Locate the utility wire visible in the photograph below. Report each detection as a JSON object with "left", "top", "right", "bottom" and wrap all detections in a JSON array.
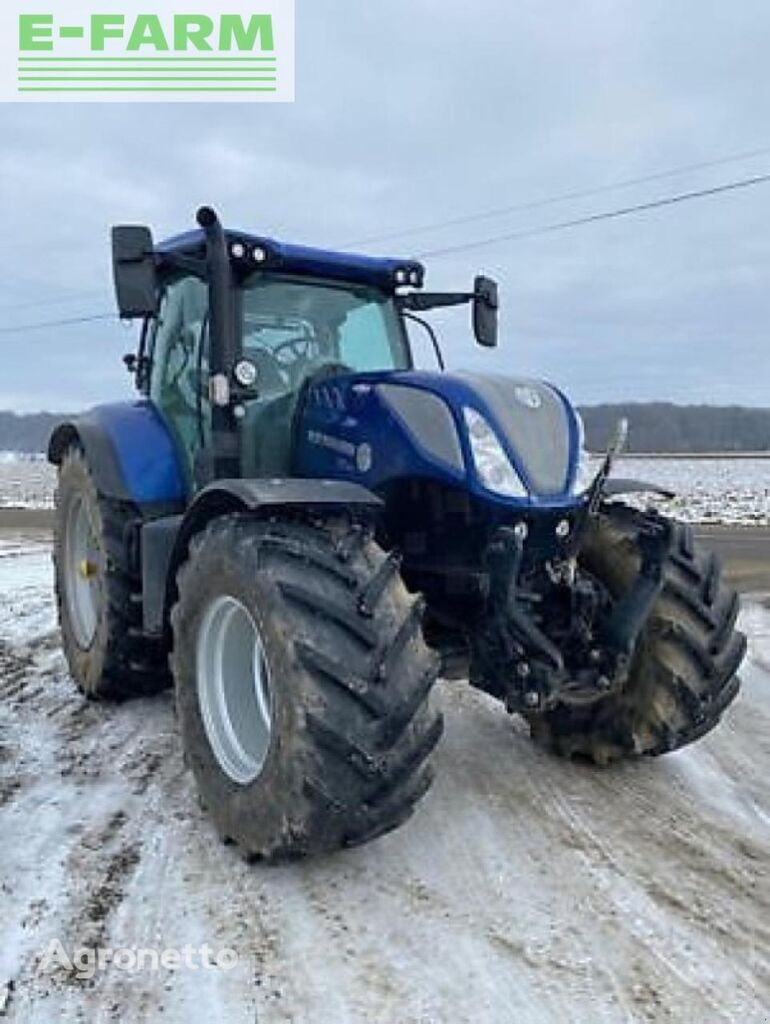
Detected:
[
  {"left": 5, "top": 169, "right": 770, "bottom": 332},
  {"left": 342, "top": 145, "right": 770, "bottom": 250},
  {"left": 0, "top": 313, "right": 115, "bottom": 334},
  {"left": 416, "top": 172, "right": 770, "bottom": 259}
]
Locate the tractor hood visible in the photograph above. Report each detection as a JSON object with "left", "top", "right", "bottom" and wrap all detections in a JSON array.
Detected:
[{"left": 294, "top": 369, "right": 584, "bottom": 506}]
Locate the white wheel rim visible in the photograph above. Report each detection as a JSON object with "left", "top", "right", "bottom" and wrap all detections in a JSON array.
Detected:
[
  {"left": 64, "top": 495, "right": 100, "bottom": 649},
  {"left": 195, "top": 595, "right": 273, "bottom": 785}
]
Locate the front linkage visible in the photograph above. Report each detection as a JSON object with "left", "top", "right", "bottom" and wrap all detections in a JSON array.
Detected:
[
  {"left": 469, "top": 423, "right": 675, "bottom": 716},
  {"left": 470, "top": 509, "right": 673, "bottom": 715}
]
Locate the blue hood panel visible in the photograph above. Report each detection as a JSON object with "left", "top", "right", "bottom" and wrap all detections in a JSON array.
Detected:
[{"left": 294, "top": 369, "right": 583, "bottom": 508}]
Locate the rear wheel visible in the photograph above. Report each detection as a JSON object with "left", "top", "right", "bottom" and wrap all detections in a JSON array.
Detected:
[
  {"left": 171, "top": 515, "right": 443, "bottom": 860},
  {"left": 54, "top": 447, "right": 169, "bottom": 699},
  {"left": 526, "top": 503, "right": 746, "bottom": 764}
]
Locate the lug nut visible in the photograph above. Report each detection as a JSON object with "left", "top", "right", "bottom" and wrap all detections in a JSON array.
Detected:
[
  {"left": 597, "top": 675, "right": 611, "bottom": 690},
  {"left": 517, "top": 662, "right": 531, "bottom": 678},
  {"left": 524, "top": 690, "right": 540, "bottom": 708}
]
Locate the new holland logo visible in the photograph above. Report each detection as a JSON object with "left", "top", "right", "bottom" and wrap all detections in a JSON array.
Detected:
[
  {"left": 514, "top": 386, "right": 543, "bottom": 410},
  {"left": 0, "top": 0, "right": 294, "bottom": 103}
]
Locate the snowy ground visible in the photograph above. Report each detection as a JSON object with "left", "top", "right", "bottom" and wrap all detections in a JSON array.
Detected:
[
  {"left": 0, "top": 454, "right": 54, "bottom": 510},
  {"left": 613, "top": 456, "right": 770, "bottom": 526},
  {"left": 1, "top": 452, "right": 769, "bottom": 525},
  {"left": 0, "top": 533, "right": 768, "bottom": 1023}
]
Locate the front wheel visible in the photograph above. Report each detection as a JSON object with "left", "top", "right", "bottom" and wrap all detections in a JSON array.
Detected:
[
  {"left": 171, "top": 515, "right": 443, "bottom": 861},
  {"left": 526, "top": 503, "right": 746, "bottom": 764}
]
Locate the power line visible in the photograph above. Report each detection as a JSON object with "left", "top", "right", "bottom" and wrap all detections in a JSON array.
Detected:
[
  {"left": 5, "top": 170, "right": 770, "bottom": 332},
  {"left": 0, "top": 313, "right": 115, "bottom": 334},
  {"left": 416, "top": 172, "right": 770, "bottom": 259},
  {"left": 342, "top": 145, "right": 770, "bottom": 251}
]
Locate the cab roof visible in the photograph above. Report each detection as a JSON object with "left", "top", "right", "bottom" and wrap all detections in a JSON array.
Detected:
[{"left": 155, "top": 228, "right": 425, "bottom": 292}]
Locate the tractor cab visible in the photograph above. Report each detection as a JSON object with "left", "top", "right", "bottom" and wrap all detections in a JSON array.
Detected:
[{"left": 113, "top": 208, "right": 498, "bottom": 493}]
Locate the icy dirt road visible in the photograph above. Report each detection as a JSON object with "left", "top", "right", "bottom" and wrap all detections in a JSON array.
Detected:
[{"left": 0, "top": 533, "right": 768, "bottom": 1024}]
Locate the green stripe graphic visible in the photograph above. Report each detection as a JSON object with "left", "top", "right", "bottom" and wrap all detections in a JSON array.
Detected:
[{"left": 16, "top": 52, "right": 281, "bottom": 95}]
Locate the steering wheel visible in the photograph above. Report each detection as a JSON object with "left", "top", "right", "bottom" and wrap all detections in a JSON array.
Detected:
[{"left": 268, "top": 335, "right": 317, "bottom": 365}]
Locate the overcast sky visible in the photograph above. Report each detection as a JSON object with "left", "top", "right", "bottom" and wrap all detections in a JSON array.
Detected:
[{"left": 1, "top": 0, "right": 770, "bottom": 411}]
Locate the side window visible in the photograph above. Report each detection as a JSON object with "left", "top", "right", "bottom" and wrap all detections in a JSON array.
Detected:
[
  {"left": 149, "top": 276, "right": 208, "bottom": 484},
  {"left": 338, "top": 303, "right": 406, "bottom": 371}
]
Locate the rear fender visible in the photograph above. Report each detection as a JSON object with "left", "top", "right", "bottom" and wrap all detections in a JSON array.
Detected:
[{"left": 48, "top": 401, "right": 186, "bottom": 505}]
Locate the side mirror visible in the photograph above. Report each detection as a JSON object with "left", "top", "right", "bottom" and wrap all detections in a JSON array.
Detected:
[
  {"left": 473, "top": 275, "right": 499, "bottom": 348},
  {"left": 111, "top": 225, "right": 159, "bottom": 319}
]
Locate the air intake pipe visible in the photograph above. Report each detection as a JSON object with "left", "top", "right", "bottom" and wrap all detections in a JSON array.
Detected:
[{"left": 195, "top": 205, "right": 239, "bottom": 480}]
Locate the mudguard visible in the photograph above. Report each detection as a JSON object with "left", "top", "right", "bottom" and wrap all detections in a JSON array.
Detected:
[
  {"left": 48, "top": 401, "right": 186, "bottom": 505},
  {"left": 142, "top": 477, "right": 382, "bottom": 635},
  {"left": 604, "top": 478, "right": 676, "bottom": 500}
]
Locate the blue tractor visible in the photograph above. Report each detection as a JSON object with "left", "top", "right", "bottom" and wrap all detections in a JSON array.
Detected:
[{"left": 49, "top": 207, "right": 745, "bottom": 859}]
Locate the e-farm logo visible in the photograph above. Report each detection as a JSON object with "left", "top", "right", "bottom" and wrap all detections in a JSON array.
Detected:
[{"left": 0, "top": 1, "right": 294, "bottom": 102}]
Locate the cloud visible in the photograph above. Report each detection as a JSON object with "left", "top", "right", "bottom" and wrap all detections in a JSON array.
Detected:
[{"left": 1, "top": 0, "right": 769, "bottom": 410}]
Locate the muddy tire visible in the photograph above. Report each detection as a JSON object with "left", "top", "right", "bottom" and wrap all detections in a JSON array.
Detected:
[
  {"left": 54, "top": 447, "right": 169, "bottom": 699},
  {"left": 527, "top": 503, "right": 745, "bottom": 764},
  {"left": 171, "top": 515, "right": 443, "bottom": 861}
]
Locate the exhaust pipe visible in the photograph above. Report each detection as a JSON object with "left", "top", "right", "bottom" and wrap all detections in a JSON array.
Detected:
[
  {"left": 196, "top": 206, "right": 237, "bottom": 380},
  {"left": 195, "top": 206, "right": 239, "bottom": 481}
]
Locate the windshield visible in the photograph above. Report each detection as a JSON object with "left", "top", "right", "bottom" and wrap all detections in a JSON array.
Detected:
[{"left": 239, "top": 275, "right": 409, "bottom": 397}]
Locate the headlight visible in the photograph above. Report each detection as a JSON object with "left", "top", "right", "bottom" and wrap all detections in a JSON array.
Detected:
[
  {"left": 463, "top": 407, "right": 528, "bottom": 498},
  {"left": 571, "top": 413, "right": 598, "bottom": 495}
]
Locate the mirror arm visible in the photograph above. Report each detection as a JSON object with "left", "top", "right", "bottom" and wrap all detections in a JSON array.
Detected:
[{"left": 397, "top": 291, "right": 472, "bottom": 313}]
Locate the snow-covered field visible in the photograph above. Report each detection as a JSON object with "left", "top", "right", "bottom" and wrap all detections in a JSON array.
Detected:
[
  {"left": 0, "top": 534, "right": 768, "bottom": 1023},
  {"left": 613, "top": 457, "right": 770, "bottom": 525},
  {"left": 0, "top": 454, "right": 55, "bottom": 510},
  {"left": 1, "top": 451, "right": 768, "bottom": 524}
]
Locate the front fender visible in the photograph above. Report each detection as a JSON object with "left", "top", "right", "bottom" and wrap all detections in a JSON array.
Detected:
[
  {"left": 604, "top": 478, "right": 675, "bottom": 500},
  {"left": 143, "top": 477, "right": 383, "bottom": 635}
]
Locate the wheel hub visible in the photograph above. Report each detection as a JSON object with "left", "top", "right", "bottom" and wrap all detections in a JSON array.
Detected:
[
  {"left": 195, "top": 595, "right": 273, "bottom": 786},
  {"left": 64, "top": 496, "right": 100, "bottom": 649}
]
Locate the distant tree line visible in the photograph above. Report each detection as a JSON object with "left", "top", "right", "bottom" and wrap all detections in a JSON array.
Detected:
[
  {"left": 0, "top": 412, "right": 64, "bottom": 454},
  {"left": 0, "top": 404, "right": 768, "bottom": 455},
  {"left": 580, "top": 404, "right": 770, "bottom": 453}
]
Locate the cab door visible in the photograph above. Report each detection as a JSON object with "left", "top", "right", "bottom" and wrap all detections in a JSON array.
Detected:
[{"left": 148, "top": 275, "right": 210, "bottom": 490}]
